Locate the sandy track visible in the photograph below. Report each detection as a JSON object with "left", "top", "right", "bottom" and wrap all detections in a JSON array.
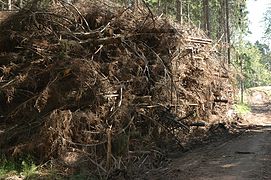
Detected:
[{"left": 140, "top": 103, "right": 271, "bottom": 180}]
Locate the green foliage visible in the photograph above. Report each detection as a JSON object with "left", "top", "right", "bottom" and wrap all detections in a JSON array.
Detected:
[
  {"left": 0, "top": 158, "right": 17, "bottom": 178},
  {"left": 255, "top": 41, "right": 271, "bottom": 71},
  {"left": 234, "top": 103, "right": 251, "bottom": 116},
  {"left": 21, "top": 160, "right": 38, "bottom": 177},
  {"left": 116, "top": 0, "right": 249, "bottom": 41},
  {"left": 145, "top": 0, "right": 159, "bottom": 6},
  {"left": 231, "top": 0, "right": 249, "bottom": 33},
  {"left": 0, "top": 155, "right": 38, "bottom": 179},
  {"left": 264, "top": 6, "right": 271, "bottom": 41},
  {"left": 234, "top": 41, "right": 271, "bottom": 89}
]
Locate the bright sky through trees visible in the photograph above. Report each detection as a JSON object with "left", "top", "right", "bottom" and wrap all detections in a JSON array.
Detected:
[{"left": 246, "top": 0, "right": 270, "bottom": 43}]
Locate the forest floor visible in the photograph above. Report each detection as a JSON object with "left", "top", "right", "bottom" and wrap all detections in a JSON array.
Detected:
[{"left": 135, "top": 89, "right": 271, "bottom": 180}]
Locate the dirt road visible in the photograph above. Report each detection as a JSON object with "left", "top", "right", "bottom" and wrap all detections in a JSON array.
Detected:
[{"left": 141, "top": 103, "right": 271, "bottom": 180}]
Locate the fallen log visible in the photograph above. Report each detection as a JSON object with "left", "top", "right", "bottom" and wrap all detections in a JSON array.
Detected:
[
  {"left": 190, "top": 121, "right": 206, "bottom": 127},
  {"left": 214, "top": 99, "right": 228, "bottom": 103},
  {"left": 186, "top": 36, "right": 212, "bottom": 44}
]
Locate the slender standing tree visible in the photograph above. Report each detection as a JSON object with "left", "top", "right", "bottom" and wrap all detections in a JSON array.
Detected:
[
  {"left": 176, "top": 0, "right": 183, "bottom": 23},
  {"left": 225, "top": 0, "right": 230, "bottom": 64},
  {"left": 203, "top": 0, "right": 210, "bottom": 36}
]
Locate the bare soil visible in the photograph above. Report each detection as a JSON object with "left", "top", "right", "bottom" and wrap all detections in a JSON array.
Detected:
[{"left": 136, "top": 98, "right": 271, "bottom": 179}]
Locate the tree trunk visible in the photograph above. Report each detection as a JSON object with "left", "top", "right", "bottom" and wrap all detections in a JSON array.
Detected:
[
  {"left": 240, "top": 55, "right": 244, "bottom": 103},
  {"left": 203, "top": 0, "right": 210, "bottom": 36},
  {"left": 225, "top": 0, "right": 231, "bottom": 64},
  {"left": 176, "top": 0, "right": 183, "bottom": 23},
  {"left": 218, "top": 0, "right": 224, "bottom": 39},
  {"left": 164, "top": 1, "right": 168, "bottom": 15},
  {"left": 157, "top": 0, "right": 162, "bottom": 14},
  {"left": 187, "top": 3, "right": 190, "bottom": 22}
]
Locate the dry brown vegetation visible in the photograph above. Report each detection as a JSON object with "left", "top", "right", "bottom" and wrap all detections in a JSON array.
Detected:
[{"left": 0, "top": 0, "right": 235, "bottom": 178}]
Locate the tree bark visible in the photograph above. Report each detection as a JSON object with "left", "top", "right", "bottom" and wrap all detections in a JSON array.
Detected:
[
  {"left": 240, "top": 54, "right": 244, "bottom": 103},
  {"left": 203, "top": 0, "right": 210, "bottom": 36},
  {"left": 176, "top": 0, "right": 183, "bottom": 23},
  {"left": 225, "top": 0, "right": 231, "bottom": 64}
]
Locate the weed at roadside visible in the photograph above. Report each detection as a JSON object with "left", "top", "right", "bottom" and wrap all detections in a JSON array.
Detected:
[{"left": 234, "top": 103, "right": 251, "bottom": 116}]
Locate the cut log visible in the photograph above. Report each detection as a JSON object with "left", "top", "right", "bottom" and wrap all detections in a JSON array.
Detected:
[
  {"left": 214, "top": 99, "right": 228, "bottom": 103},
  {"left": 190, "top": 121, "right": 206, "bottom": 127}
]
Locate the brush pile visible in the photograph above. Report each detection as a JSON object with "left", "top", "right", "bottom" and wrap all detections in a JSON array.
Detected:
[{"left": 0, "top": 0, "right": 234, "bottom": 176}]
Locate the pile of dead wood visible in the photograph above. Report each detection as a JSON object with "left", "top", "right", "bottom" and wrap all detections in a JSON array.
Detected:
[{"left": 0, "top": 0, "right": 234, "bottom": 177}]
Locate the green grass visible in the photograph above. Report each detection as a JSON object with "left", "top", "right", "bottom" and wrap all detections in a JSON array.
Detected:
[
  {"left": 0, "top": 155, "right": 98, "bottom": 179},
  {"left": 234, "top": 103, "right": 251, "bottom": 116},
  {"left": 0, "top": 155, "right": 39, "bottom": 179},
  {"left": 0, "top": 159, "right": 17, "bottom": 178},
  {"left": 21, "top": 160, "right": 38, "bottom": 177}
]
